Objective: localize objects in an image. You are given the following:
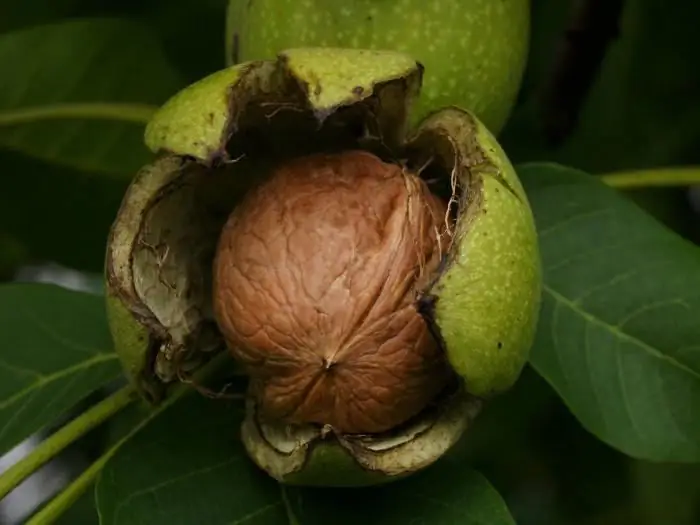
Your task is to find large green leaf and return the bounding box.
[0,18,184,177]
[0,283,121,455]
[96,392,514,524]
[520,163,700,462]
[95,395,286,525]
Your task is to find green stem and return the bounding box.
[26,353,233,525]
[0,385,137,501]
[602,167,700,189]
[25,452,111,525]
[0,103,158,126]
[280,486,301,525]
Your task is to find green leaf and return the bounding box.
[520,163,700,462]
[96,391,513,524]
[286,465,515,525]
[0,18,185,177]
[0,283,121,455]
[95,394,286,525]
[55,487,99,525]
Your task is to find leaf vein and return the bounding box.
[615,339,644,450]
[572,268,639,304]
[0,357,41,379]
[0,353,117,409]
[22,305,103,356]
[538,207,610,239]
[544,236,658,274]
[550,299,572,395]
[545,286,700,381]
[0,388,39,445]
[111,457,242,524]
[228,502,285,525]
[616,298,691,329]
[583,315,607,434]
[656,367,698,455]
[22,368,85,435]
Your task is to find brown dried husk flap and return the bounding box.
[240,386,481,486]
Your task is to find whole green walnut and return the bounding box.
[226,0,530,133]
[104,48,541,486]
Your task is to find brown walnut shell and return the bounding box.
[213,150,452,434]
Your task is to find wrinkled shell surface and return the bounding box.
[213,150,452,434]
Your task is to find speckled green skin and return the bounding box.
[226,0,529,133]
[412,108,541,396]
[105,292,151,392]
[146,48,420,161]
[144,66,245,160]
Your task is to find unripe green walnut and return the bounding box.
[104,48,541,486]
[225,0,530,133]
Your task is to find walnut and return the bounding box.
[213,150,451,434]
[106,48,540,485]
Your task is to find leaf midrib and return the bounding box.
[544,285,700,381]
[0,103,156,126]
[0,353,118,409]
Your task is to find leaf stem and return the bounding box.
[280,486,301,525]
[26,353,234,525]
[25,451,112,525]
[602,167,700,189]
[0,384,136,501]
[0,103,158,126]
